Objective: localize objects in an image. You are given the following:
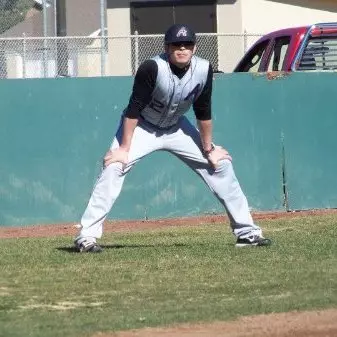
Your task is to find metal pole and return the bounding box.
[243,29,248,54]
[100,0,106,76]
[53,0,57,36]
[56,0,68,76]
[43,0,48,78]
[23,33,26,78]
[54,0,57,76]
[134,30,139,72]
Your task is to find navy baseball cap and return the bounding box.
[164,24,196,44]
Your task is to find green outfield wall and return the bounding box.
[1,72,336,226]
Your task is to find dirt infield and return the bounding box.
[1,208,336,239]
[98,309,337,337]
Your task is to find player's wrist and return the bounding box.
[119,144,130,152]
[203,143,215,157]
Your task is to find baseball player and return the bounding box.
[74,24,272,252]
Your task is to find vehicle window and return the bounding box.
[267,36,291,71]
[299,36,337,70]
[235,40,269,72]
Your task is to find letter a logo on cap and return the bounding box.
[176,27,188,37]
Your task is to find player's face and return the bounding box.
[166,42,196,68]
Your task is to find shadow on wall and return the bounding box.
[217,0,237,4]
[271,0,337,12]
[106,0,127,9]
[107,0,238,9]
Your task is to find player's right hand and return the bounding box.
[207,145,232,169]
[103,148,129,168]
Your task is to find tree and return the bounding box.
[0,0,35,34]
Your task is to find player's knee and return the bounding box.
[104,162,125,176]
[219,158,232,168]
[215,159,232,174]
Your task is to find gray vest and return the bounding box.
[140,54,209,128]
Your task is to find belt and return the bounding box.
[139,115,176,131]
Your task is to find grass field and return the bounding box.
[0,214,336,337]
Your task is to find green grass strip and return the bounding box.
[0,214,336,337]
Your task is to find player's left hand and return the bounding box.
[207,145,232,169]
[103,148,129,168]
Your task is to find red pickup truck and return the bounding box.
[233,22,337,72]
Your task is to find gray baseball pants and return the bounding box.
[75,116,261,243]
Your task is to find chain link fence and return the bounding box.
[0,33,263,79]
[0,36,107,78]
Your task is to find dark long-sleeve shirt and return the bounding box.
[124,59,213,120]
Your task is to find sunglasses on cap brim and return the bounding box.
[170,41,195,47]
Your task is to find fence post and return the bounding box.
[56,0,68,76]
[243,29,248,54]
[43,0,48,78]
[23,34,26,79]
[134,30,139,72]
[53,0,57,77]
[100,0,106,76]
[0,40,5,78]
